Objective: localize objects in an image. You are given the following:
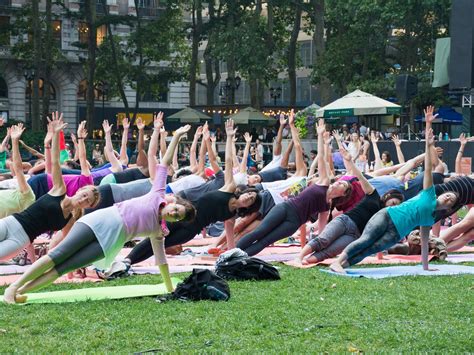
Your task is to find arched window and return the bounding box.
[0,77,7,98]
[26,79,56,100]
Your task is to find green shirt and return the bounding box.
[0,187,36,219]
[0,151,6,170]
[387,186,437,239]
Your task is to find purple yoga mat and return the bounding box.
[446,253,474,263]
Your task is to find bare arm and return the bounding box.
[147,112,164,180]
[43,120,53,174]
[370,132,383,171]
[222,119,237,190]
[189,125,203,172]
[201,124,221,173]
[455,133,467,174]
[340,145,374,194]
[423,106,437,189]
[288,110,307,174]
[77,121,91,176]
[102,120,123,172]
[274,114,287,156]
[70,133,79,162]
[119,117,130,166]
[49,112,67,195]
[391,134,405,164]
[0,128,10,153]
[135,117,148,168]
[316,119,330,185]
[20,140,44,159]
[162,123,191,168]
[10,124,29,194]
[240,132,252,174]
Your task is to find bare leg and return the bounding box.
[447,229,474,252]
[17,268,60,295]
[441,209,474,243]
[3,255,55,304]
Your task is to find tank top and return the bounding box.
[13,193,72,241]
[195,190,235,227]
[113,168,148,184]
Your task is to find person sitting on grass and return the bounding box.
[3,118,196,304]
[329,106,460,273]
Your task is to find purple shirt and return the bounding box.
[47,174,93,197]
[287,184,329,223]
[116,164,167,236]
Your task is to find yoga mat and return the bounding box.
[321,264,474,279]
[0,264,30,275]
[131,265,214,275]
[3,278,181,304]
[0,272,102,286]
[446,253,474,263]
[183,237,217,247]
[457,246,474,253]
[284,255,434,268]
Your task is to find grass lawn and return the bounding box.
[1,264,473,353]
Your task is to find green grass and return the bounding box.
[1,265,473,353]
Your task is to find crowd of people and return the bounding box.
[0,105,473,303]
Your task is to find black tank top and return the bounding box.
[13,194,72,241]
[114,168,148,184]
[195,190,235,227]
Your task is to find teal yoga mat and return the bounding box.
[3,278,181,304]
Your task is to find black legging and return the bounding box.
[127,222,202,265]
[48,222,104,275]
[236,203,302,256]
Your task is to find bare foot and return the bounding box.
[3,286,18,304]
[329,262,346,274]
[15,294,27,303]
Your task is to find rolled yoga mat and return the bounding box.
[2,278,181,304]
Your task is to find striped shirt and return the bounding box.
[435,176,474,206]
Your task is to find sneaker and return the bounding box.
[97,260,131,280]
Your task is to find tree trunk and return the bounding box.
[104,3,131,119]
[249,77,258,108]
[226,3,236,104]
[31,0,41,131]
[204,0,220,106]
[85,0,97,132]
[288,3,302,107]
[312,0,330,105]
[42,0,53,127]
[189,0,202,107]
[132,0,144,124]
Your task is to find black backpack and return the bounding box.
[169,269,231,301]
[215,256,280,281]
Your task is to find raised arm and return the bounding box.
[340,145,374,195]
[159,128,167,160]
[49,112,67,194]
[10,124,30,194]
[76,121,91,176]
[70,133,79,161]
[119,117,130,166]
[189,125,203,172]
[203,123,221,174]
[316,119,330,185]
[43,120,53,174]
[370,131,383,171]
[135,117,148,168]
[147,112,164,180]
[222,119,237,190]
[274,114,287,156]
[0,127,10,153]
[162,124,191,168]
[19,140,44,160]
[391,134,405,164]
[239,132,252,173]
[455,133,467,174]
[323,132,334,178]
[332,130,354,175]
[288,109,307,174]
[102,120,122,172]
[423,106,437,189]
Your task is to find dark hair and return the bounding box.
[434,191,461,219]
[381,151,392,163]
[234,187,262,217]
[174,168,193,180]
[380,189,404,206]
[327,181,353,223]
[64,160,81,170]
[310,150,317,155]
[175,196,196,222]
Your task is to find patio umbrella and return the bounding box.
[316,89,401,118]
[226,107,272,124]
[167,107,211,123]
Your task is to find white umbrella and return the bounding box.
[316,89,401,118]
[167,107,211,123]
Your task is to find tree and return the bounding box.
[85,0,97,132]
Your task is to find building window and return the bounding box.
[52,20,62,48]
[141,90,168,103]
[78,22,106,46]
[77,79,103,100]
[0,77,7,98]
[296,77,310,104]
[0,16,9,46]
[26,79,56,100]
[299,41,312,68]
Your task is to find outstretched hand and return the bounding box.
[77,121,88,139]
[225,119,237,137]
[370,131,378,143]
[102,120,113,134]
[195,126,204,137]
[122,117,130,130]
[10,123,25,140]
[153,112,164,131]
[0,118,4,127]
[136,117,145,130]
[339,146,352,161]
[244,132,252,143]
[424,105,438,124]
[316,118,326,135]
[279,113,287,126]
[288,109,295,126]
[391,134,401,147]
[48,111,67,133]
[459,132,467,146]
[175,124,191,136]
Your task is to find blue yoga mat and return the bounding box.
[321,264,474,279]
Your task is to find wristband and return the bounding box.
[77,137,85,140]
[458,150,464,154]
[44,146,51,149]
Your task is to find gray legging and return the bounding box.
[237,202,301,256]
[308,214,360,262]
[49,222,104,275]
[344,209,400,266]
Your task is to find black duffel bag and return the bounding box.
[215,256,280,281]
[169,268,230,301]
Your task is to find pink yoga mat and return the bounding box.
[0,272,101,286]
[284,254,435,269]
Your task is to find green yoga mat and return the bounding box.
[3,278,181,304]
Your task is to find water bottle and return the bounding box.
[438,132,443,141]
[206,285,229,301]
[444,132,449,141]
